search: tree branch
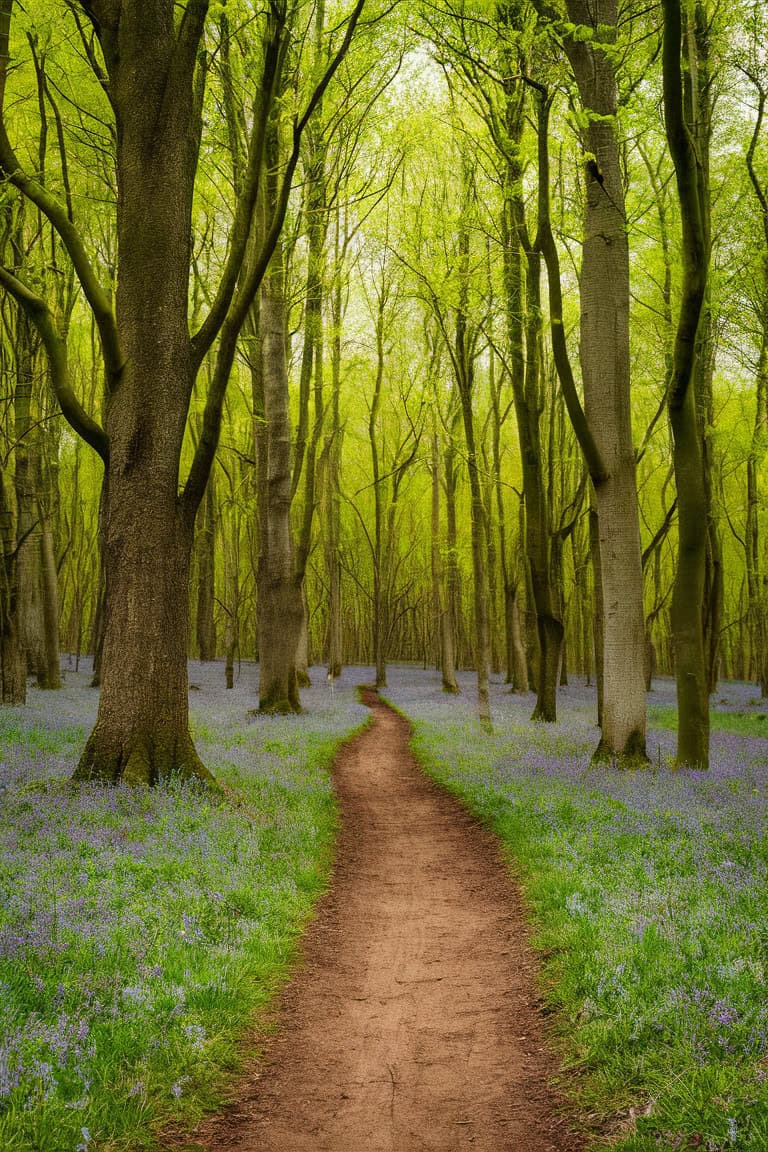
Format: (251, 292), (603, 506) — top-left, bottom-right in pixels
(182, 0), (368, 524)
(0, 0), (123, 381)
(0, 264), (109, 462)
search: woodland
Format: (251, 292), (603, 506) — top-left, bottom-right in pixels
(1, 0), (768, 1148)
(0, 0), (765, 781)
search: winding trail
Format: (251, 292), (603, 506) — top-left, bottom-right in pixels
(194, 690), (583, 1152)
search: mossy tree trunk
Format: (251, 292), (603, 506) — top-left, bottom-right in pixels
(662, 0), (711, 767)
(742, 53), (768, 694)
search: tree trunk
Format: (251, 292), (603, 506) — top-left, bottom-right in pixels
(74, 10), (214, 784)
(224, 614), (235, 690)
(89, 477), (107, 687)
(299, 585), (313, 681)
(505, 178), (561, 721)
(663, 0), (713, 764)
(370, 286), (387, 689)
(563, 0), (648, 763)
(459, 381), (491, 724)
(257, 250), (303, 713)
(195, 472), (217, 660)
(505, 581), (529, 693)
(744, 65), (768, 696)
(453, 208), (490, 723)
(589, 502), (605, 728)
(443, 421), (461, 692)
(39, 516), (61, 689)
(662, 0), (710, 767)
(14, 309), (44, 683)
(293, 92), (328, 691)
(324, 215), (344, 680)
(432, 428), (459, 693)
(0, 471), (25, 703)
(669, 388), (709, 764)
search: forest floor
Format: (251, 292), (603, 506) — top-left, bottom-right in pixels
(4, 666), (768, 1150)
(184, 688), (582, 1152)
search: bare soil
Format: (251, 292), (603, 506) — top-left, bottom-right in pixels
(189, 689), (584, 1152)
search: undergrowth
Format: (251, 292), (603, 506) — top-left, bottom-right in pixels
(0, 659), (368, 1152)
(385, 670), (768, 1151)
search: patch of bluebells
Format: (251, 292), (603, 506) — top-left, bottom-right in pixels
(0, 657), (367, 1150)
(384, 666), (768, 1150)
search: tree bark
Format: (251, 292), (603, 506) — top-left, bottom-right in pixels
(505, 581), (529, 692)
(662, 0), (710, 767)
(74, 5), (215, 784)
(13, 308), (44, 684)
(256, 245), (303, 713)
(0, 470), (25, 704)
(744, 71), (768, 695)
(562, 0), (648, 763)
(589, 502), (604, 727)
(39, 515), (61, 689)
(431, 427), (459, 693)
(453, 216), (490, 724)
(503, 135), (562, 719)
(443, 411), (461, 691)
(324, 208), (344, 680)
(195, 471), (217, 661)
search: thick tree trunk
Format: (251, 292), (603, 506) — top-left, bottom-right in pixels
(76, 508), (209, 783)
(74, 9), (214, 784)
(663, 0), (710, 767)
(670, 388), (709, 764)
(564, 0), (648, 763)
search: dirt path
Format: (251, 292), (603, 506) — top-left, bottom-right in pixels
(192, 690), (583, 1152)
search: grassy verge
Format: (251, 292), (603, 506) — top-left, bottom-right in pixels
(648, 704), (768, 738)
(386, 671), (768, 1151)
(0, 661), (368, 1152)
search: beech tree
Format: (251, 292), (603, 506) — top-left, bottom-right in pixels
(662, 0), (711, 767)
(1, 0), (766, 779)
(0, 0), (365, 782)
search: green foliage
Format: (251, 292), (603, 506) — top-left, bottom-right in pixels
(0, 670), (367, 1151)
(388, 679), (768, 1150)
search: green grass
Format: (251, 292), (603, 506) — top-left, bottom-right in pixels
(384, 677), (768, 1151)
(0, 668), (368, 1152)
(648, 704), (768, 738)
